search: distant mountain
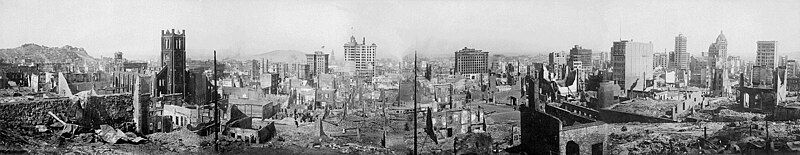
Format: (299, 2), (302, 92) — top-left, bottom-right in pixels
(0, 44), (97, 64)
(244, 50), (308, 64)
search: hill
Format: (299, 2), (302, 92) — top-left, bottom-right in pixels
(0, 44), (97, 64)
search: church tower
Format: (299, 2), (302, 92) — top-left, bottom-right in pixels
(161, 29), (186, 94)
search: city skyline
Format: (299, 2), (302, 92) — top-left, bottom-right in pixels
(1, 0), (799, 61)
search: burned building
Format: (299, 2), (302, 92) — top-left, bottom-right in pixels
(737, 66), (788, 112)
(515, 68), (608, 155)
(157, 29), (187, 95)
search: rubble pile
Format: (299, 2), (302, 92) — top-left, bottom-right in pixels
(487, 124), (519, 149)
(717, 109), (766, 121)
(0, 128), (44, 148)
(454, 132), (493, 154)
(611, 99), (677, 118)
(691, 97), (767, 122)
(147, 128), (212, 152)
(0, 98), (75, 127)
(609, 121), (800, 154)
(82, 94), (135, 129)
(325, 142), (394, 154)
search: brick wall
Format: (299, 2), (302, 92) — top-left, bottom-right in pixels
(560, 123), (608, 155)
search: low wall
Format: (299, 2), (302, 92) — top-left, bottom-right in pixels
(546, 105), (596, 125)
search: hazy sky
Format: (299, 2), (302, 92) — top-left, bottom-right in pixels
(1, 0), (799, 60)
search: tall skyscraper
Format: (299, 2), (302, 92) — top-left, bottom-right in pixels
(611, 40), (653, 91)
(568, 45), (593, 73)
(670, 34), (690, 71)
(706, 31), (730, 95)
(160, 29), (186, 94)
(343, 36), (377, 79)
(454, 47), (489, 75)
(707, 31), (728, 68)
(756, 41), (778, 85)
(306, 51), (330, 78)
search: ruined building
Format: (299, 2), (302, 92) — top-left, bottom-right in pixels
(157, 29), (187, 95)
(738, 66), (788, 112)
(516, 67), (608, 155)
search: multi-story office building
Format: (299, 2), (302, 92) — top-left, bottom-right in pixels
(670, 34), (690, 71)
(787, 59), (797, 78)
(306, 51), (329, 78)
(653, 52), (669, 68)
(454, 47), (489, 75)
(707, 31), (729, 95)
(611, 40), (653, 92)
(779, 55), (788, 67)
(250, 59), (261, 80)
(756, 41), (778, 69)
(548, 51), (568, 66)
(568, 45), (593, 75)
(755, 41), (778, 85)
(591, 52), (610, 70)
(727, 56), (744, 75)
(549, 51), (569, 79)
(689, 56), (709, 88)
(707, 31), (728, 68)
(343, 36), (377, 79)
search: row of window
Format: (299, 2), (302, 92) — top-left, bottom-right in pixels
(163, 38), (184, 50)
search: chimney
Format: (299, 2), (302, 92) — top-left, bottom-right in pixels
(171, 29), (175, 34)
(362, 37), (365, 45)
(161, 30), (165, 35)
(182, 30), (185, 35)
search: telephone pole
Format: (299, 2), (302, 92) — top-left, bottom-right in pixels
(413, 51), (418, 155)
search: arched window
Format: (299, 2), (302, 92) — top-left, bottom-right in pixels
(164, 39), (170, 49)
(567, 141), (580, 155)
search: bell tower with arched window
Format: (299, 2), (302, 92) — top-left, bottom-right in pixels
(160, 29), (186, 94)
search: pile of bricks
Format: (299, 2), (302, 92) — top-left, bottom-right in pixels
(0, 93), (135, 130)
(82, 94), (135, 129)
(0, 98), (76, 127)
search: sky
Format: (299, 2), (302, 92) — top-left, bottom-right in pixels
(1, 0), (799, 61)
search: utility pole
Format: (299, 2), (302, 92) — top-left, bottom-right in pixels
(213, 50), (219, 152)
(413, 51), (418, 155)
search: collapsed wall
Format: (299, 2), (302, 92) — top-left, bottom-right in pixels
(81, 94), (135, 129)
